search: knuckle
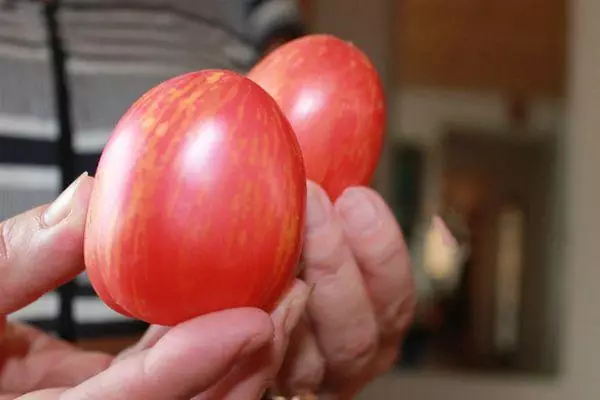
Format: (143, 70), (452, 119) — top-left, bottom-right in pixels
(381, 294), (416, 338)
(374, 347), (400, 375)
(368, 238), (407, 269)
(304, 226), (349, 274)
(329, 326), (378, 371)
(277, 332), (326, 396)
(287, 356), (326, 394)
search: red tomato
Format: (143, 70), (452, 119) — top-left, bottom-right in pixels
(247, 34), (386, 200)
(84, 70), (307, 326)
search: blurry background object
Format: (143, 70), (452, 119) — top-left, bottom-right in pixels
(421, 215), (469, 295)
(494, 204), (524, 357)
(388, 0), (566, 376)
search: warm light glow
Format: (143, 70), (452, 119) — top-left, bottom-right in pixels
(422, 216), (467, 292)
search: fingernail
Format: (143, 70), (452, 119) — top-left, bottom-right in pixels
(43, 172), (88, 227)
(274, 285), (310, 336)
(282, 297), (307, 336)
(306, 181), (331, 229)
(336, 188), (380, 235)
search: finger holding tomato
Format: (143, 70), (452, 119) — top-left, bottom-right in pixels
(271, 182), (415, 398)
(0, 175), (310, 400)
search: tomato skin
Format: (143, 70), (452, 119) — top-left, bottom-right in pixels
(85, 267), (134, 318)
(247, 34), (386, 200)
(84, 70), (306, 326)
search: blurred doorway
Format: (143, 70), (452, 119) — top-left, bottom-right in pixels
(441, 130), (558, 372)
(402, 130), (560, 375)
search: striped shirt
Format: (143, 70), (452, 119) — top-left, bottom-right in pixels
(1, 0), (304, 340)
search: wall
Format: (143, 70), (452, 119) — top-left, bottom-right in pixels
(391, 88), (566, 145)
(393, 0), (567, 96)
(390, 87), (566, 222)
(357, 0), (600, 398)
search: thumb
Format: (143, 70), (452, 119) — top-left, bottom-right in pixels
(57, 308), (275, 400)
(0, 173), (93, 315)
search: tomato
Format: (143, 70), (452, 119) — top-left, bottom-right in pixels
(84, 70), (307, 326)
(247, 34), (386, 200)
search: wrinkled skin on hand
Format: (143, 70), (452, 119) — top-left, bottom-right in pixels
(0, 175), (414, 400)
(269, 183), (415, 399)
(0, 174), (309, 400)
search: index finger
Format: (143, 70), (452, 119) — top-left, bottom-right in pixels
(301, 182), (378, 376)
(334, 187), (415, 337)
(0, 173), (93, 315)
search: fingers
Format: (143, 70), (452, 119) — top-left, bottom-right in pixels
(371, 342), (401, 376)
(275, 318), (326, 396)
(335, 186), (415, 338)
(0, 173), (93, 315)
(301, 182), (378, 376)
(196, 279), (310, 400)
(59, 308), (274, 400)
(0, 323), (113, 394)
(113, 325), (170, 363)
(269, 280), (311, 370)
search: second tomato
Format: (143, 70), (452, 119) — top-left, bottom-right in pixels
(248, 34), (386, 200)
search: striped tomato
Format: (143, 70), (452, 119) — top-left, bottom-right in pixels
(84, 70), (306, 326)
(248, 34), (386, 200)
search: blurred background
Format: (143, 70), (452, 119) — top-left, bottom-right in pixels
(3, 0), (600, 399)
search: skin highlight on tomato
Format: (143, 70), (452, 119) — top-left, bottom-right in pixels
(247, 34), (386, 200)
(84, 70), (307, 326)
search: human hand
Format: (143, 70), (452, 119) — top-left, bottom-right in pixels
(0, 174), (309, 400)
(271, 182), (415, 399)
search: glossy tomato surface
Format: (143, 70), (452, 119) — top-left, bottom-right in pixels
(247, 34), (386, 200)
(84, 70), (306, 326)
